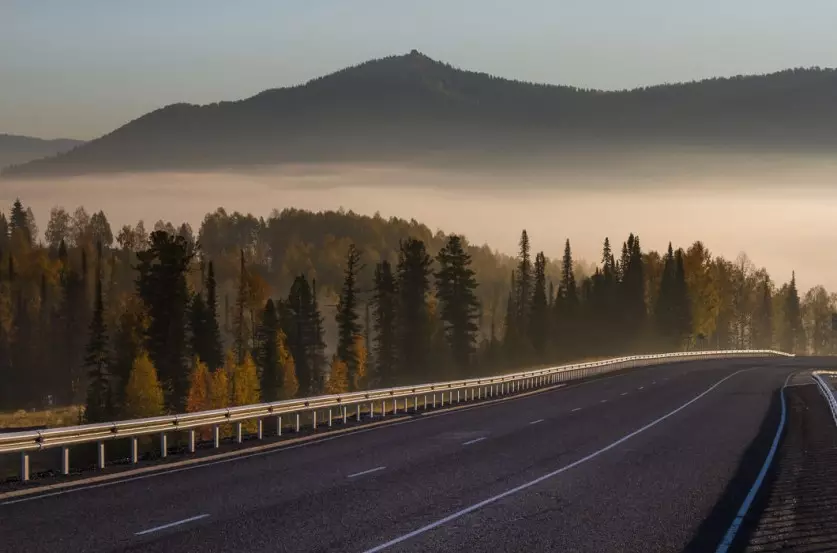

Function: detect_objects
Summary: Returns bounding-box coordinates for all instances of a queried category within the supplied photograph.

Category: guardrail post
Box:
[61,446,70,475]
[20,451,29,482]
[97,441,105,469]
[393,399,398,415]
[213,425,220,448]
[295,413,301,432]
[342,406,347,424]
[413,395,418,411]
[235,422,243,443]
[188,430,196,453]
[328,409,333,427]
[457,390,460,403]
[160,433,168,458]
[369,402,374,418]
[131,437,138,463]
[257,419,264,439]
[356,404,361,421]
[277,415,282,436]
[313,411,318,429]
[424,394,428,409]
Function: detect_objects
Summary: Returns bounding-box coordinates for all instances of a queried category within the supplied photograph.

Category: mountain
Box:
[0,134,85,171]
[4,50,837,178]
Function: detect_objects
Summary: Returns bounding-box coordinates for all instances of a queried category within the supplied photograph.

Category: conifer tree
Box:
[353,334,368,390]
[233,250,248,365]
[372,260,397,386]
[84,242,112,422]
[204,261,223,370]
[435,235,480,371]
[781,272,803,353]
[529,252,548,356]
[396,238,433,382]
[336,244,362,387]
[278,329,298,399]
[752,279,773,349]
[516,230,532,335]
[325,355,349,394]
[257,299,280,402]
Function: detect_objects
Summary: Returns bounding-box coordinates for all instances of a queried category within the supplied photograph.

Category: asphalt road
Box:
[0,357,819,553]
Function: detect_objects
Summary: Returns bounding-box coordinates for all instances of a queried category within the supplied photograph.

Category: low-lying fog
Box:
[2,155,836,292]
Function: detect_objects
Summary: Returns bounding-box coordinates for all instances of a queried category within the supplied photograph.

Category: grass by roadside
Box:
[0,405,82,430]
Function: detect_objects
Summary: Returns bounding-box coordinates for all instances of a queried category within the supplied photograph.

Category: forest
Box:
[0,197,825,425]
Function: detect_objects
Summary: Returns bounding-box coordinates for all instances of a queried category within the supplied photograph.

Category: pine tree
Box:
[84,242,112,423]
[204,261,223,370]
[310,279,327,393]
[781,272,803,353]
[503,270,519,359]
[285,275,324,396]
[122,352,164,418]
[655,243,676,346]
[529,252,548,356]
[325,355,349,394]
[335,244,362,387]
[372,261,398,386]
[435,235,481,372]
[257,299,280,402]
[233,250,248,365]
[135,230,194,410]
[9,198,30,245]
[188,292,210,366]
[560,239,578,311]
[752,279,773,349]
[516,230,532,335]
[396,238,433,382]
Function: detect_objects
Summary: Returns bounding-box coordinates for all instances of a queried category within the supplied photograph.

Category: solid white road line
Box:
[639,386,645,390]
[571,408,582,412]
[621,392,629,396]
[714,372,792,553]
[361,368,754,553]
[529,419,544,425]
[135,514,210,536]
[348,466,387,479]
[462,437,487,446]
[600,399,608,403]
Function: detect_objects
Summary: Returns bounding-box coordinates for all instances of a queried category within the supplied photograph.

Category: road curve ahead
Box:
[0,357,812,553]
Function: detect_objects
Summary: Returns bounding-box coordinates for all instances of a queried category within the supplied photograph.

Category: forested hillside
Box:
[0,198,826,425]
[5,51,837,177]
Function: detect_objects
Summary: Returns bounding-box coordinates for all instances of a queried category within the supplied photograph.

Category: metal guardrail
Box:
[812,371,837,429]
[1,349,791,483]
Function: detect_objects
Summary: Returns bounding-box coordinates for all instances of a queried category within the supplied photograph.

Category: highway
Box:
[0,357,814,552]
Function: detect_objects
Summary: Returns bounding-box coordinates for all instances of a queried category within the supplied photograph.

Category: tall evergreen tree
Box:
[781,272,803,353]
[233,250,248,365]
[529,251,549,356]
[284,275,325,396]
[372,260,398,386]
[752,279,773,349]
[310,279,326,392]
[204,261,223,370]
[672,248,692,347]
[335,244,362,387]
[396,238,433,382]
[84,242,112,422]
[9,198,30,245]
[516,230,532,335]
[655,243,676,346]
[434,235,481,372]
[502,270,519,359]
[257,298,280,402]
[135,230,194,410]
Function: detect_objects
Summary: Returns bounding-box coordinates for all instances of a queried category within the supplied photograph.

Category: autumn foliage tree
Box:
[122,352,164,419]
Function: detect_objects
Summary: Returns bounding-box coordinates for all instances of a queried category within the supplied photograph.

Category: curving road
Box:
[0,357,815,552]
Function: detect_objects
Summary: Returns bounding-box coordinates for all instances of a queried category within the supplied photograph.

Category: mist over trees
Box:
[0,197,831,422]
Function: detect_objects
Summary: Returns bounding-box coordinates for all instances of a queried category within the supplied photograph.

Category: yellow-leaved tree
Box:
[186,358,211,439]
[122,352,164,419]
[208,367,229,409]
[231,352,261,432]
[278,329,298,399]
[325,355,349,395]
[352,334,368,391]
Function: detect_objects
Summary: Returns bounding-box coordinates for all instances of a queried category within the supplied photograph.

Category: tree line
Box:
[0,198,826,423]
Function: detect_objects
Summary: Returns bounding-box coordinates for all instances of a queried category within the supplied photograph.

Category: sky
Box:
[3,0,836,140]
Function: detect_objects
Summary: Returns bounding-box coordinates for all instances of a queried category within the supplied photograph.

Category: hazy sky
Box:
[3,0,836,139]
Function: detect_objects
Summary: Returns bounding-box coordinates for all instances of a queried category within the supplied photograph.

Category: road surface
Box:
[0,357,814,552]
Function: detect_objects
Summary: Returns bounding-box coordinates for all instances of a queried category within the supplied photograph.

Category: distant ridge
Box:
[0,134,85,171]
[4,51,837,178]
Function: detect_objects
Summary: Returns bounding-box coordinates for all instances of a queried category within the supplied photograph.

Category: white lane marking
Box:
[135,514,210,536]
[0,359,687,506]
[361,369,753,553]
[714,372,792,553]
[462,437,487,446]
[621,392,629,396]
[652,381,657,385]
[600,399,608,403]
[347,466,386,479]
[529,419,544,425]
[639,386,645,390]
[571,408,582,413]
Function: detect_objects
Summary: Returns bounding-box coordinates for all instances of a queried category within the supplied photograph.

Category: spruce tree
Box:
[781,272,803,353]
[396,238,433,382]
[372,260,398,386]
[257,299,280,402]
[204,261,223,370]
[516,230,532,335]
[752,279,773,350]
[135,230,194,410]
[529,252,549,356]
[84,242,112,422]
[503,270,519,360]
[655,243,676,346]
[233,250,248,365]
[310,279,327,393]
[335,244,362,387]
[672,249,692,348]
[434,235,480,372]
